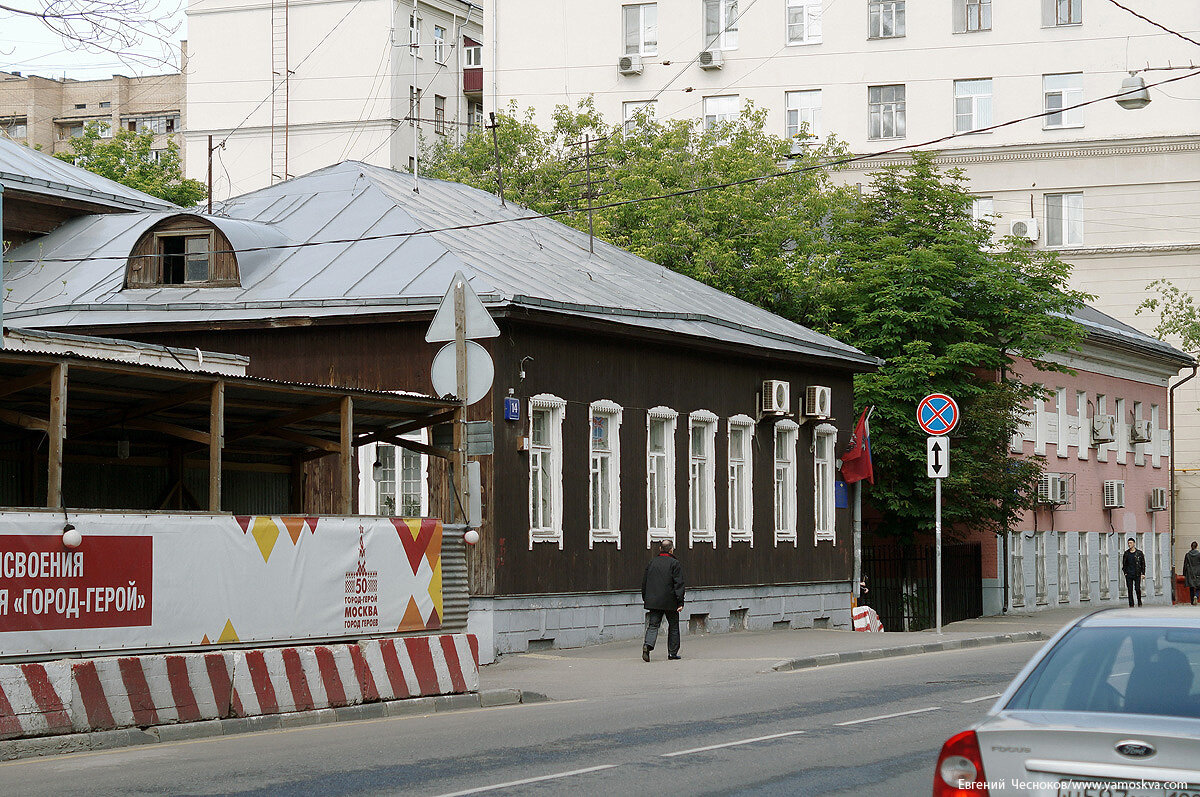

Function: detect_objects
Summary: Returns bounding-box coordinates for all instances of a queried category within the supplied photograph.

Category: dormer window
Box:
[127,216,239,288]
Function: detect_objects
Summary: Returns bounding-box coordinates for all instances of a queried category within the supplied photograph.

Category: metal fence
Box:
[861,542,983,631]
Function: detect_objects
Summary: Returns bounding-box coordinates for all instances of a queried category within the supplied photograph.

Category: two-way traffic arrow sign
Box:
[927,436,949,479]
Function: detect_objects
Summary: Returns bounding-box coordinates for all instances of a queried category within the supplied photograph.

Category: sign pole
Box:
[453,280,468,523]
[935,477,942,635]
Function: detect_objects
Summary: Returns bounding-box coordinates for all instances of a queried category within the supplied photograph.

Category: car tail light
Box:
[933,730,989,797]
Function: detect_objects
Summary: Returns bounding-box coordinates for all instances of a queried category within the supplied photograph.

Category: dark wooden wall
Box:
[126,215,239,287]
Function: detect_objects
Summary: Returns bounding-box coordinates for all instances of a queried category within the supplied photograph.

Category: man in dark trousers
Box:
[1122,537,1146,607]
[642,539,685,662]
[1183,541,1200,605]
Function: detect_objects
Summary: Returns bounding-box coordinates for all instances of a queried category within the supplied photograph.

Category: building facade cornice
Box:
[842,136,1200,171]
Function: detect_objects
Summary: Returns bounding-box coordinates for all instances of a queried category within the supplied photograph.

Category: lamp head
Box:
[1116,74,1151,110]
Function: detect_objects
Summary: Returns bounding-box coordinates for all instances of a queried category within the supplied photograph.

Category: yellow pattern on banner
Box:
[429,558,442,622]
[251,517,280,562]
[218,619,240,643]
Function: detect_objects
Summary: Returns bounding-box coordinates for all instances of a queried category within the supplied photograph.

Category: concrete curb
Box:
[771,631,1048,672]
[0,688,535,762]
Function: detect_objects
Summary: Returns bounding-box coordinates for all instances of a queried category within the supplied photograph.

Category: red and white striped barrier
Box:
[0,634,478,740]
[851,605,884,632]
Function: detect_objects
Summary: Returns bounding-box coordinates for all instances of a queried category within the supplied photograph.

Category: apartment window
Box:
[704,0,738,50]
[647,408,678,546]
[96,120,112,139]
[1043,73,1083,128]
[464,43,482,67]
[409,87,422,126]
[360,437,427,516]
[953,0,991,32]
[99,101,111,108]
[728,416,754,545]
[126,115,178,134]
[786,0,822,44]
[1057,531,1070,603]
[74,103,86,110]
[868,84,905,140]
[153,230,215,285]
[409,13,421,51]
[1045,192,1083,246]
[433,25,447,63]
[703,94,740,131]
[1,117,27,139]
[58,123,84,140]
[623,100,657,133]
[623,3,658,56]
[1010,532,1025,607]
[1078,533,1090,600]
[813,423,836,542]
[785,89,822,140]
[953,78,992,133]
[971,196,995,228]
[468,101,485,132]
[589,401,623,547]
[1043,0,1081,26]
[689,411,717,547]
[1035,532,1048,604]
[774,420,799,545]
[868,0,905,39]
[1098,533,1110,598]
[434,95,446,135]
[530,395,565,548]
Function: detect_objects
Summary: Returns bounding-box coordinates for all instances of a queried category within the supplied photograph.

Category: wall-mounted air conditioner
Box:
[1009,218,1039,242]
[618,54,643,75]
[1149,487,1168,512]
[698,49,725,70]
[1092,414,1116,444]
[1131,419,1153,444]
[762,380,790,415]
[1103,479,1125,509]
[804,385,832,418]
[1037,473,1070,505]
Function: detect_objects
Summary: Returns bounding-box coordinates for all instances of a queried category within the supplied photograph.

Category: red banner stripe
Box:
[204,654,237,718]
[244,651,279,715]
[281,649,315,712]
[71,661,115,730]
[348,645,380,702]
[378,640,413,700]
[0,682,25,737]
[404,638,441,696]
[165,655,202,723]
[314,647,348,707]
[466,634,480,667]
[117,657,160,727]
[438,636,468,693]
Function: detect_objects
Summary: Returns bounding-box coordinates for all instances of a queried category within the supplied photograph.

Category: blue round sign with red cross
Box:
[917,393,959,435]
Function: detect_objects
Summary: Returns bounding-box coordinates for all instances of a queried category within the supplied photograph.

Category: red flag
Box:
[841,407,874,485]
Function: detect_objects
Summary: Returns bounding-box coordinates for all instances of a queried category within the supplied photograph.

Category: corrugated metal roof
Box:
[4,161,879,368]
[0,135,174,212]
[1065,305,1194,366]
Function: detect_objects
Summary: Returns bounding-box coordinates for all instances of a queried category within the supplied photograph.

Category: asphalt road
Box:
[0,641,1043,796]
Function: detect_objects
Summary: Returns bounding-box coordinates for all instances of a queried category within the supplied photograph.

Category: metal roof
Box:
[0,135,175,213]
[3,160,879,368]
[1065,305,1194,367]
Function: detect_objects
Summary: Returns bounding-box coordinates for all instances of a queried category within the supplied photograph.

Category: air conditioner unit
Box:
[618,54,643,75]
[804,385,832,418]
[1037,473,1070,505]
[1131,419,1153,444]
[1009,218,1039,242]
[1103,479,1125,509]
[698,49,725,70]
[1092,414,1116,444]
[1149,487,1168,512]
[762,380,790,415]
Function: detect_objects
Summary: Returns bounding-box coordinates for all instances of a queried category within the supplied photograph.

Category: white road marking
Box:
[431,764,621,797]
[660,730,806,758]
[961,693,1002,704]
[835,706,941,726]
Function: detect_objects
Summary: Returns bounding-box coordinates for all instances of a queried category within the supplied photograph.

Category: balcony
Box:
[463,68,483,96]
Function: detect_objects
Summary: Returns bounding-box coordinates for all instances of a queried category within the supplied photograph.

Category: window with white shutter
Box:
[774,420,799,545]
[589,400,623,547]
[530,395,566,548]
[647,407,678,546]
[728,415,755,545]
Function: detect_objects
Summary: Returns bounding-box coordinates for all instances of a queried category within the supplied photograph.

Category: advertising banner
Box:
[0,512,442,658]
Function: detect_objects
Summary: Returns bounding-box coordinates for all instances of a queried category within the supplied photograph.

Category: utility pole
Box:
[566,133,609,253]
[487,112,506,207]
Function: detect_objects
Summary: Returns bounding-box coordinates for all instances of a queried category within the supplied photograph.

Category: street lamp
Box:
[1116,73,1152,110]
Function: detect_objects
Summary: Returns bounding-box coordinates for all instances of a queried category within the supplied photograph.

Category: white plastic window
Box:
[1045,192,1083,246]
[623,100,657,133]
[703,94,740,131]
[728,415,755,545]
[433,25,447,64]
[689,411,717,547]
[590,400,623,548]
[786,0,822,44]
[785,89,822,140]
[813,423,837,543]
[868,0,904,38]
[409,13,421,51]
[530,394,566,548]
[704,0,738,50]
[647,407,678,546]
[1043,73,1083,128]
[954,78,992,133]
[774,420,799,545]
[868,84,905,139]
[358,434,428,517]
[623,3,658,56]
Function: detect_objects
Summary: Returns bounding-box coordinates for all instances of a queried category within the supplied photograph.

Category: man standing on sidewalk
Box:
[642,540,685,662]
[1184,541,1200,605]
[1122,537,1146,607]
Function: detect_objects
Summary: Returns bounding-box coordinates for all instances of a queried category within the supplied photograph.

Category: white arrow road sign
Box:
[927,436,949,479]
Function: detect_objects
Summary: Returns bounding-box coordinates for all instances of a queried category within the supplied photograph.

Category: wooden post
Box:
[453,279,468,523]
[46,363,67,508]
[209,381,224,512]
[339,396,353,514]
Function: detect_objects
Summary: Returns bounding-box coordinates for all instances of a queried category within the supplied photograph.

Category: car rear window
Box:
[1006,625,1200,718]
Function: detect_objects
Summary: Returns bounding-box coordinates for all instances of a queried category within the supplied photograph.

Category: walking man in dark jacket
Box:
[642,540,685,662]
[1183,541,1200,605]
[1122,537,1146,607]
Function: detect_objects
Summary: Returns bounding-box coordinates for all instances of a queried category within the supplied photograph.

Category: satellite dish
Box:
[430,340,494,405]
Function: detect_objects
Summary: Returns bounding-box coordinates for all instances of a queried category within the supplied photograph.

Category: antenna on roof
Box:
[486,112,506,207]
[566,133,609,254]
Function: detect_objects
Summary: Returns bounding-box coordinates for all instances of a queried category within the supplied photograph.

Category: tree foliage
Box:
[55,123,207,207]
[1,0,178,68]
[1137,280,1200,354]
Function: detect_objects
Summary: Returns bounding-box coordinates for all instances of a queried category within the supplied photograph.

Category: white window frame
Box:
[529,394,566,549]
[1043,73,1083,129]
[647,407,678,547]
[1010,532,1025,608]
[1043,0,1081,27]
[1035,531,1048,604]
[589,400,623,548]
[786,0,822,45]
[357,433,429,517]
[1078,532,1090,600]
[953,0,991,32]
[785,89,822,141]
[728,415,755,546]
[868,84,905,140]
[464,44,482,68]
[971,196,995,231]
[1099,532,1110,598]
[688,410,718,548]
[1045,191,1083,247]
[409,12,422,53]
[433,25,447,64]
[704,0,738,51]
[1057,530,1070,603]
[623,3,658,56]
[868,0,905,39]
[813,423,837,544]
[953,78,992,134]
[623,100,657,133]
[703,94,740,131]
[774,419,799,546]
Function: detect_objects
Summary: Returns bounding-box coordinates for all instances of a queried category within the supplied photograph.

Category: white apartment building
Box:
[489,0,1200,579]
[184,0,484,198]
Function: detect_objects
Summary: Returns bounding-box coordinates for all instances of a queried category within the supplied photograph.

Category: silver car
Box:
[934,607,1200,797]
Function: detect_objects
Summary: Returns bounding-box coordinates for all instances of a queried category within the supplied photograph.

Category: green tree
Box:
[55,123,207,206]
[1137,280,1200,353]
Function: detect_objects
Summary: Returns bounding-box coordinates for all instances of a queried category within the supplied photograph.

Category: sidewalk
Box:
[478,607,1095,702]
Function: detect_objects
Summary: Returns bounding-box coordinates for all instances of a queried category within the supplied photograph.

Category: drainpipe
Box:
[1169,363,1198,601]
